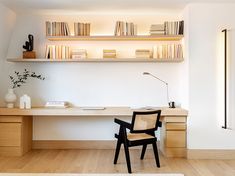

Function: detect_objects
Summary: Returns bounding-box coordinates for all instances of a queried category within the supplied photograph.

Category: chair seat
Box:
[127,133,155,141]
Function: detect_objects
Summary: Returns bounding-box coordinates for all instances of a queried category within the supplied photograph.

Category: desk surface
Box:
[0,107,188,117]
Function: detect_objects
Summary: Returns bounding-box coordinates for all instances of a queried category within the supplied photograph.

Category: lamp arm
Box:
[148,73,168,85]
[147,73,170,103]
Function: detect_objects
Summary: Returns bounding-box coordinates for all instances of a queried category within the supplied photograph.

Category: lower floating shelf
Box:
[7,58,184,63]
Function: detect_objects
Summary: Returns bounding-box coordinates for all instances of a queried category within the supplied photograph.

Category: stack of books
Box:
[103,49,116,58]
[150,24,165,35]
[114,21,137,36]
[45,45,71,59]
[46,21,70,36]
[45,101,69,108]
[164,20,184,35]
[71,49,87,59]
[153,44,183,59]
[74,23,91,36]
[135,49,151,58]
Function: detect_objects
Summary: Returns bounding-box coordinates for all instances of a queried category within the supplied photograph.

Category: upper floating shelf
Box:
[46,35,184,41]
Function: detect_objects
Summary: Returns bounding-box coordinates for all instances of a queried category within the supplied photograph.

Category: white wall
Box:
[0,4,16,94]
[0,12,188,140]
[186,3,235,149]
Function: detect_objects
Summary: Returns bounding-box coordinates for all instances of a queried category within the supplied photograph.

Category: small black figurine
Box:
[23,34,34,51]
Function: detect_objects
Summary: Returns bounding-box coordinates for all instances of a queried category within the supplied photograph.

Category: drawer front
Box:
[166,123,186,130]
[166,131,186,148]
[165,116,186,123]
[0,123,21,146]
[0,116,22,123]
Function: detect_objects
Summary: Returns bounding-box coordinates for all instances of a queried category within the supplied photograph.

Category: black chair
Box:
[113,110,162,173]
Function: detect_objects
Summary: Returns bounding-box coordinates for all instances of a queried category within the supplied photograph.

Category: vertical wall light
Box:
[222,29,227,129]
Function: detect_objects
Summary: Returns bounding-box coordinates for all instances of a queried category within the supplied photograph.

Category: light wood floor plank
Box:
[0,149,235,176]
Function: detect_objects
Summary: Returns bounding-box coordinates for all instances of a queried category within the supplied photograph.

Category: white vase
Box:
[4,88,17,108]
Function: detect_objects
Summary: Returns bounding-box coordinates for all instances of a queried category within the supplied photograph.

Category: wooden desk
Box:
[0,107,188,157]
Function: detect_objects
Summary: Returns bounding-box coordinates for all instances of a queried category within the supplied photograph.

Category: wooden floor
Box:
[0,149,235,175]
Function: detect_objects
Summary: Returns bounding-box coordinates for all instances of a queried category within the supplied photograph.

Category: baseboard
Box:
[32,140,159,150]
[32,140,116,149]
[187,149,235,159]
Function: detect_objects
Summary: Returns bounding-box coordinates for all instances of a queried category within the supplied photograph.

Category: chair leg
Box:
[140,144,147,160]
[152,142,160,167]
[124,141,132,173]
[114,139,122,164]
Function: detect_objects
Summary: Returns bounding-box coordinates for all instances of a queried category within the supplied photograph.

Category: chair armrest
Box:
[114,118,131,129]
[158,121,162,127]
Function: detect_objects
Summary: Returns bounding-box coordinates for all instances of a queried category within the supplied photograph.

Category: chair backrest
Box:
[130,110,161,133]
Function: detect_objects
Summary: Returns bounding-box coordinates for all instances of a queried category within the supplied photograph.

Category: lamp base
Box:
[168,101,175,108]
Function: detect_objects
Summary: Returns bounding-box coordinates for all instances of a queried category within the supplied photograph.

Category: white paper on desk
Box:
[80,107,106,110]
[130,106,155,110]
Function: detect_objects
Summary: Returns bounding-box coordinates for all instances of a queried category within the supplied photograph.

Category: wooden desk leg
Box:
[0,116,32,156]
[160,116,187,158]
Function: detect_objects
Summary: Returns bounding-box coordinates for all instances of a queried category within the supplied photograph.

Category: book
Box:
[135,49,151,58]
[71,49,87,59]
[46,21,70,36]
[153,44,183,59]
[103,49,116,58]
[46,21,51,36]
[164,20,184,35]
[45,45,71,59]
[74,22,90,36]
[45,101,69,108]
[114,21,137,36]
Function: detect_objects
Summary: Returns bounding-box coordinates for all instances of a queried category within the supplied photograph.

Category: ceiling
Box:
[0,0,235,14]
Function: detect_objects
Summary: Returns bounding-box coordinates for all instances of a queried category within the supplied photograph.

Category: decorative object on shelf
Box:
[143,72,175,108]
[9,69,45,89]
[4,88,17,108]
[20,94,31,109]
[23,34,36,59]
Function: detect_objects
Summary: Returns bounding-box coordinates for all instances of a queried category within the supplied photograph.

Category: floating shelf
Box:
[7,58,184,63]
[46,35,184,41]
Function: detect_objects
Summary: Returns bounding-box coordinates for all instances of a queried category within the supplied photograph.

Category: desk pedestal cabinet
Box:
[0,116,32,156]
[0,107,187,157]
[160,116,186,157]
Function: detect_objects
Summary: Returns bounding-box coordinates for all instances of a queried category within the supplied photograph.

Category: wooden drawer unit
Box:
[160,116,187,158]
[0,116,32,156]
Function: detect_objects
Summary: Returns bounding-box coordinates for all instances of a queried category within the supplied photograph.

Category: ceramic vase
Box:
[4,88,17,108]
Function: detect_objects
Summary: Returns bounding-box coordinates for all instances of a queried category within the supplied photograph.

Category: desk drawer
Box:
[164,117,186,123]
[166,123,186,130]
[166,131,186,148]
[0,116,22,123]
[0,123,21,146]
